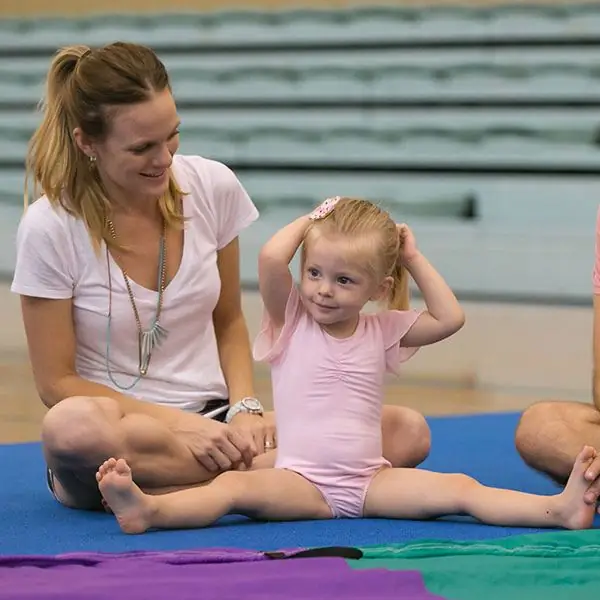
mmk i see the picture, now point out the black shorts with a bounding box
[45,398,230,502]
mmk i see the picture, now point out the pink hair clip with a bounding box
[308,196,341,220]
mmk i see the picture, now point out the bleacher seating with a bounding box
[0,3,598,301]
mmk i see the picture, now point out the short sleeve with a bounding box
[208,161,259,250]
[252,285,305,365]
[377,309,423,375]
[593,206,600,295]
[10,200,75,299]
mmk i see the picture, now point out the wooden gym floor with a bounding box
[0,283,593,445]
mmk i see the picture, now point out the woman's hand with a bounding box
[229,412,277,456]
[396,223,421,265]
[173,414,256,473]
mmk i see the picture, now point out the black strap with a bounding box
[264,546,363,560]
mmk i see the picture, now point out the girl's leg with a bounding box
[363,445,598,530]
[97,458,332,534]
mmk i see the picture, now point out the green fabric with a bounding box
[352,530,600,600]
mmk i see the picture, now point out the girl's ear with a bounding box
[371,275,393,302]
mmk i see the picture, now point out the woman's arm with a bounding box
[212,237,256,404]
[213,236,278,453]
[21,292,255,471]
[20,294,201,428]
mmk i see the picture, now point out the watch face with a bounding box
[242,398,261,411]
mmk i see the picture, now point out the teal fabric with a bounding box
[353,530,600,600]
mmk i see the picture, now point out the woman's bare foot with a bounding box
[96,458,154,534]
[554,445,599,530]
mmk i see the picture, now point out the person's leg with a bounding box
[363,446,598,530]
[71,401,431,507]
[41,396,217,510]
[380,405,431,467]
[97,459,332,533]
[515,401,600,487]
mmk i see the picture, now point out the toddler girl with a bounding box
[96,197,598,533]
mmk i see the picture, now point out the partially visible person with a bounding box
[95,197,597,535]
[12,42,431,512]
[515,205,600,507]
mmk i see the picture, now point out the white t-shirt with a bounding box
[11,154,259,412]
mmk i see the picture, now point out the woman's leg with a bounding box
[363,446,598,529]
[97,458,332,533]
[42,396,218,510]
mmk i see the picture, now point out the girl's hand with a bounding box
[396,223,420,265]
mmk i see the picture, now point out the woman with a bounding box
[11,41,431,511]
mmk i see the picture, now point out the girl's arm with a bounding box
[258,214,312,329]
[398,225,465,347]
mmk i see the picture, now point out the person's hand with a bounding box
[396,223,420,265]
[173,414,255,473]
[229,412,277,456]
[581,449,600,507]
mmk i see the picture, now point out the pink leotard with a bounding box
[253,285,422,518]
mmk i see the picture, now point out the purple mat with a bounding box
[0,548,443,599]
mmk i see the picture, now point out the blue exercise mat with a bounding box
[0,412,589,556]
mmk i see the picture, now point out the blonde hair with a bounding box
[303,197,410,311]
[25,42,185,251]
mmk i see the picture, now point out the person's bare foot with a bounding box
[96,458,154,534]
[555,445,598,530]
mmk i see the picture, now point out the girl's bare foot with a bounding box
[96,458,154,534]
[555,445,598,530]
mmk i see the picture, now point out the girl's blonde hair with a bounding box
[25,42,186,251]
[303,197,410,311]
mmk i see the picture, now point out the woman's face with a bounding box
[80,88,181,208]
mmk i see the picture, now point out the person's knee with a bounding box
[405,410,431,463]
[515,401,559,456]
[384,407,431,467]
[515,400,600,462]
[41,396,122,464]
[515,401,568,448]
[211,470,253,506]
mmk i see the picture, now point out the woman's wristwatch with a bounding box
[225,397,264,423]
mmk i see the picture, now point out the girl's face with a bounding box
[300,233,391,338]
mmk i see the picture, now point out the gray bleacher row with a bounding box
[4,48,600,105]
[3,69,600,103]
[1,167,597,229]
[0,4,600,50]
[1,127,600,169]
[0,169,596,299]
[4,108,600,132]
[2,48,600,76]
[2,107,600,132]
